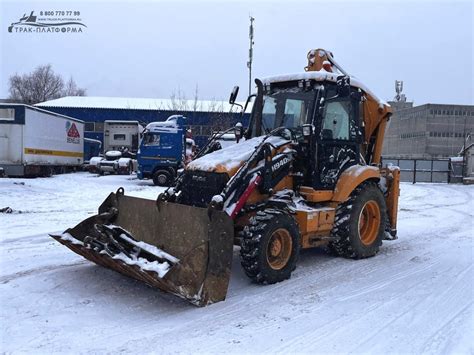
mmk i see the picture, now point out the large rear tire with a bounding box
[240,209,300,284]
[329,182,387,259]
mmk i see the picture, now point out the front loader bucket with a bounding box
[50,188,234,306]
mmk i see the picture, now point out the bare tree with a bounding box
[8,64,86,105]
[192,84,200,112]
[64,76,86,97]
[168,88,188,111]
[206,97,231,133]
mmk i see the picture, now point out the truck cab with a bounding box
[137,115,187,186]
[89,120,142,175]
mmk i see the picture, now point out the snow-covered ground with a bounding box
[1,173,473,353]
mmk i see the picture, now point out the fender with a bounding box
[332,165,380,202]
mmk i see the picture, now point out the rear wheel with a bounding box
[329,182,386,259]
[153,169,171,186]
[240,209,300,284]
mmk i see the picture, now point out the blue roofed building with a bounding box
[36,96,250,148]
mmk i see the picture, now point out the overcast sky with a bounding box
[1,0,473,105]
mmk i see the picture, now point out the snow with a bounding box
[187,135,289,172]
[145,122,179,134]
[105,150,122,159]
[111,252,171,278]
[1,173,473,353]
[59,230,175,278]
[211,194,224,204]
[113,230,179,264]
[36,96,244,113]
[262,71,388,107]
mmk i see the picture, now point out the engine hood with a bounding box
[187,135,290,175]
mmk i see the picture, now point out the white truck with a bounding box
[89,120,142,175]
[0,103,84,177]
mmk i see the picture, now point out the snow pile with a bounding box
[187,135,289,172]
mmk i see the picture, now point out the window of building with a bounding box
[95,122,104,132]
[85,122,95,131]
[113,134,126,141]
[0,108,15,121]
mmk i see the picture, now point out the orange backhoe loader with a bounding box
[52,49,400,306]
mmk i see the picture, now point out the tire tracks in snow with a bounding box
[0,261,87,284]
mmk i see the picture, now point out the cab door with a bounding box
[313,90,362,189]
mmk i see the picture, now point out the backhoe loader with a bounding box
[52,49,400,306]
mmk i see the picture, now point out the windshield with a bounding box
[143,132,160,146]
[259,88,314,136]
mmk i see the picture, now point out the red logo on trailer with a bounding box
[66,122,80,144]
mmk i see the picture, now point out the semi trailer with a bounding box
[0,104,84,177]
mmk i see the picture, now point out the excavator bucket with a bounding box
[50,188,234,306]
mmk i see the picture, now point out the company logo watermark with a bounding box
[8,10,86,33]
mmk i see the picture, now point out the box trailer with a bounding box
[0,103,84,177]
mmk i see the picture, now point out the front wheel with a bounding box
[329,182,387,259]
[240,209,300,284]
[152,170,171,186]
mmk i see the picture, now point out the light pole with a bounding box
[247,16,255,96]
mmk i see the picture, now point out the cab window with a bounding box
[143,133,160,146]
[321,100,351,140]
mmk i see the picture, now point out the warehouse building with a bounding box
[383,102,474,159]
[36,96,250,148]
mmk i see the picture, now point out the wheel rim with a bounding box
[157,174,167,185]
[358,200,381,246]
[266,228,292,270]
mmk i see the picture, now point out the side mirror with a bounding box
[336,75,351,97]
[229,86,239,104]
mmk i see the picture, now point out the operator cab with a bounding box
[247,73,364,190]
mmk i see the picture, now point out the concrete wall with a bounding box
[383,103,474,158]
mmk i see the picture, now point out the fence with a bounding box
[381,157,462,183]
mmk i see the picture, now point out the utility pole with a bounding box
[247,16,255,96]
